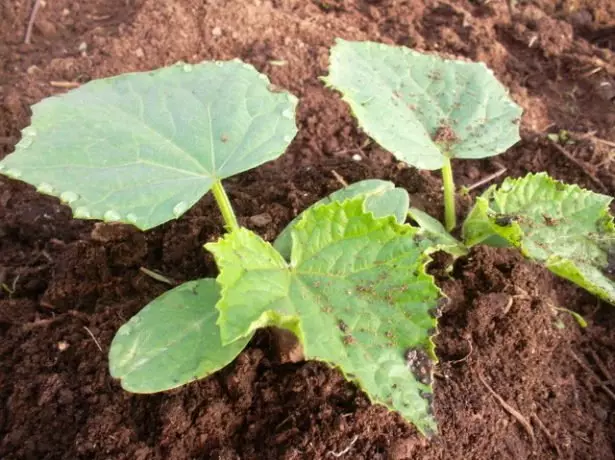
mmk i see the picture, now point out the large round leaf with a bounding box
[324,39,522,170]
[0,60,298,230]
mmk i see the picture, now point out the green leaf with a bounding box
[408,207,468,257]
[463,172,615,304]
[273,179,409,260]
[323,39,522,170]
[109,278,251,393]
[0,60,298,230]
[207,199,441,435]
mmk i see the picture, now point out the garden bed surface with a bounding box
[1,0,614,458]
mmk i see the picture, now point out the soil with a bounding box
[1,0,615,459]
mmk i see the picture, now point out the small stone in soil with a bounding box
[249,213,272,227]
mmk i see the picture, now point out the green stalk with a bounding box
[441,157,456,232]
[211,180,239,232]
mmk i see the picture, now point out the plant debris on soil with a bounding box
[1,0,614,459]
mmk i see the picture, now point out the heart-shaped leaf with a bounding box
[207,198,442,435]
[109,278,251,392]
[324,39,522,170]
[0,60,298,230]
[463,173,615,304]
[273,179,409,260]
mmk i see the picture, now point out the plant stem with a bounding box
[441,157,456,232]
[211,180,239,232]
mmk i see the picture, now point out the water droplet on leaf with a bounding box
[37,183,54,194]
[173,201,189,218]
[182,64,193,72]
[19,137,33,148]
[126,213,138,224]
[22,126,37,137]
[5,169,22,178]
[283,135,293,143]
[60,191,79,204]
[74,207,91,219]
[104,210,121,222]
[282,109,293,119]
[215,61,223,67]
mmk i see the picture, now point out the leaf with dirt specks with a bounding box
[463,172,615,304]
[323,39,522,169]
[207,198,442,435]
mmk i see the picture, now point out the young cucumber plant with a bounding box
[324,39,615,304]
[0,59,443,435]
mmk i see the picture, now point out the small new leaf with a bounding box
[0,60,298,230]
[324,39,522,169]
[463,172,615,304]
[207,199,442,435]
[274,179,410,260]
[109,279,251,392]
[408,207,468,258]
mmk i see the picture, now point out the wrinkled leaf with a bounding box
[463,172,615,304]
[109,279,251,392]
[208,199,441,435]
[274,179,409,260]
[324,39,522,169]
[408,207,468,257]
[0,60,298,230]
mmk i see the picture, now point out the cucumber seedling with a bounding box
[0,60,443,436]
[323,39,615,304]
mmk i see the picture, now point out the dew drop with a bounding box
[282,109,293,119]
[173,201,189,218]
[60,191,79,204]
[22,126,37,137]
[5,169,22,179]
[379,43,387,50]
[118,324,132,336]
[182,63,193,72]
[215,61,223,67]
[242,63,252,70]
[19,137,34,148]
[74,207,91,219]
[104,210,121,222]
[126,213,138,225]
[37,182,54,194]
[283,135,293,143]
[258,74,268,82]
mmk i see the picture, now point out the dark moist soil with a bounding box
[1,0,615,459]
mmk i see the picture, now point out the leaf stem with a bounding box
[441,157,456,231]
[211,180,239,232]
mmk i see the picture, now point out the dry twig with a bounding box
[531,413,562,457]
[24,0,42,44]
[568,350,615,402]
[83,326,104,353]
[465,166,507,192]
[545,137,607,193]
[478,371,535,441]
[588,349,613,384]
[328,435,359,458]
[331,169,349,188]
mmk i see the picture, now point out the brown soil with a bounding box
[1,0,615,459]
